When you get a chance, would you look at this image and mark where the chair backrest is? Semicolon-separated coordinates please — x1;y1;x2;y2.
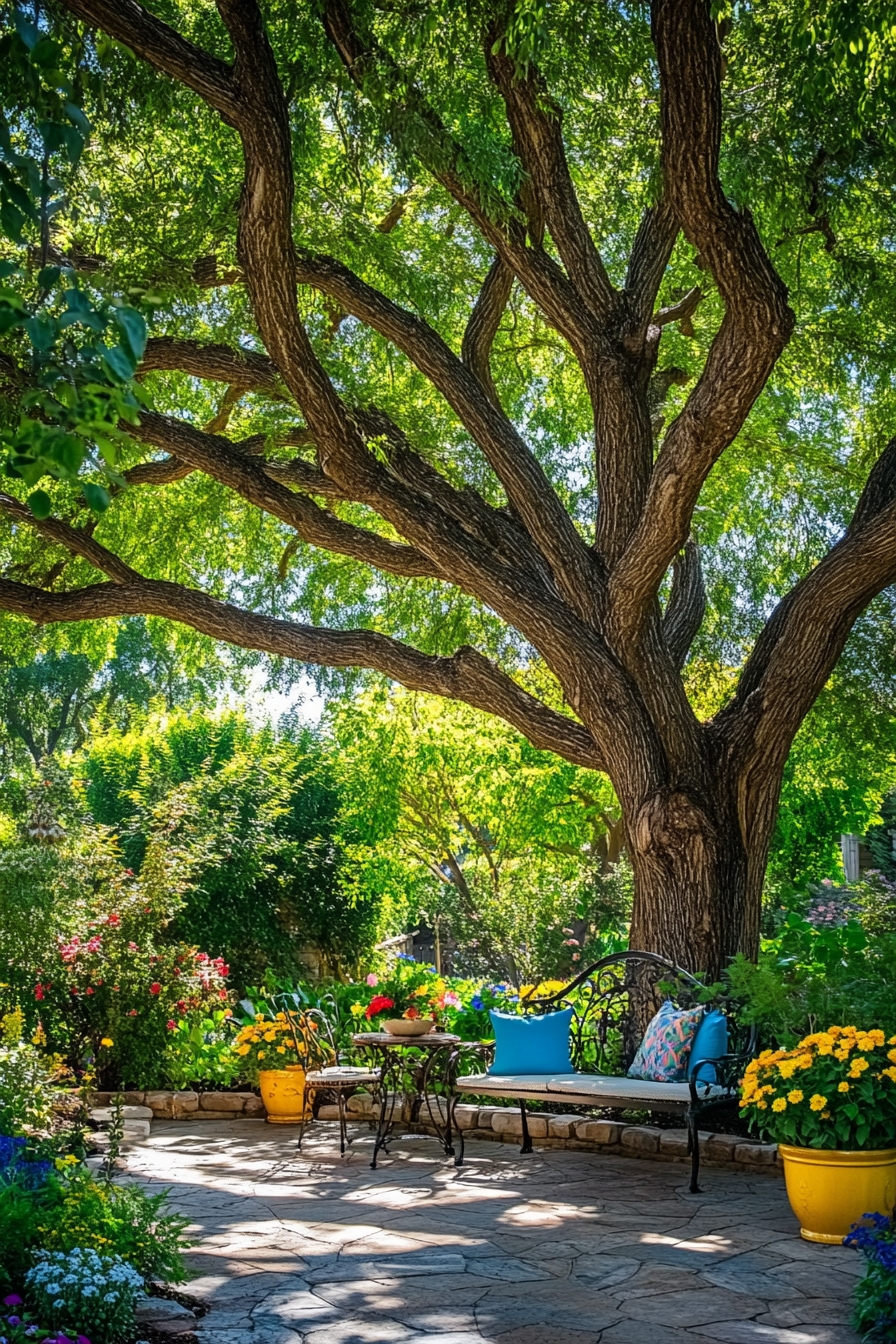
520;951;748;1074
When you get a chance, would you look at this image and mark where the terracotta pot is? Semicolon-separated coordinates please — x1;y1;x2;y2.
778;1143;896;1243
258;1065;310;1123
382;1018;435;1038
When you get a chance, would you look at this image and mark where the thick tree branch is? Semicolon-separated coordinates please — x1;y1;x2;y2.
485;39;616;320
608;0;795;637
292;250;602;618
0;494;140;584
130;412;441;580
662;539;706;671
718;438;896;770
461;257;514;409
625;195;679;334
60;0;240;124
318;0;602;362
140;337;285;396
0;575;603;770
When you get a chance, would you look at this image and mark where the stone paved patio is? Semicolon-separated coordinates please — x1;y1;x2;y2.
123;1119;864;1344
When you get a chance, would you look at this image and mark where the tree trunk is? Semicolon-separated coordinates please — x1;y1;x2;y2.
624;777;769;981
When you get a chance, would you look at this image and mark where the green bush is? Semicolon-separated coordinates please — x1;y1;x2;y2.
727;911;896;1047
0;1161;190;1294
162;1010;240;1090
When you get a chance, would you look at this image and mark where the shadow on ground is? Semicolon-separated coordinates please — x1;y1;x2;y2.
122;1119;863;1344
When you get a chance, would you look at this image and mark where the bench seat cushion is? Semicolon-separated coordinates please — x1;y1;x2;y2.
455;1072;726;1106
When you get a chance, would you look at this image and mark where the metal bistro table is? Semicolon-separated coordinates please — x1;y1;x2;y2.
351;1031;463;1169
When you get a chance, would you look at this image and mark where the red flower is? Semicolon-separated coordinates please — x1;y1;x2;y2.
86;987;94;995
128;1009;138;1016
149;982;161;995
166;1019;176;1030
34;985;44;1001
365;995;395;1020
107;913;121;927
218;989;228;1000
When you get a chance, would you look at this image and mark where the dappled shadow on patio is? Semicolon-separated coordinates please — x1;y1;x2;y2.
122;1120;863;1344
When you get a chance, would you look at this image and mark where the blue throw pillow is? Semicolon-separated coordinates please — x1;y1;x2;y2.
688;1009;729;1082
488;1008;573;1076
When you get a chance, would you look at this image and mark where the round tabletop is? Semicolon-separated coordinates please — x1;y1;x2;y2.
352;1032;461;1047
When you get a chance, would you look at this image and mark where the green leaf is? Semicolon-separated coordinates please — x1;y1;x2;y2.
37;266;61;289
102;343;137;381
112;306;147;360
83;483;111;513
27;490;53;519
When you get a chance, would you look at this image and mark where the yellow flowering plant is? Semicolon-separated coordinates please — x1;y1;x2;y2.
740;1025;896;1149
233;1010;332;1083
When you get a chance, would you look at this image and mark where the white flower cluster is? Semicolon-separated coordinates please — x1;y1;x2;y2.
25;1248;144;1344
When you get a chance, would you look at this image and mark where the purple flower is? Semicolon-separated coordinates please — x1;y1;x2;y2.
7;1318;20;1328
2;1299;22;1310
76;1335;91;1344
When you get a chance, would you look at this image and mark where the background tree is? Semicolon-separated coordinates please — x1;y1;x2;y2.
1;0;896;973
81;709;374;986
330;687;628;983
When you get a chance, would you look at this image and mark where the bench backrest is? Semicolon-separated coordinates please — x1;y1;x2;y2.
519;950;750;1074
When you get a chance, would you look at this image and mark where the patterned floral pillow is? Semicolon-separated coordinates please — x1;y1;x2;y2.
627;1000;704;1082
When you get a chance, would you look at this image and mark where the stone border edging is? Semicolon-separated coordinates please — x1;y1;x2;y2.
88;1088;779;1174
89;1089;265;1119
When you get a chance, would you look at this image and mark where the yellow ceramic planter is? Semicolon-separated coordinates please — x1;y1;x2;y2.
779;1144;896;1243
258;1065;310;1123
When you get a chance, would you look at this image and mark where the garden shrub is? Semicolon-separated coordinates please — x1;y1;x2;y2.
0;1151;190;1293
34;1168;190;1282
0;798;231;1088
0;1010;66;1135
161;1009;240;1090
727;910;896;1047
25;1249;143;1344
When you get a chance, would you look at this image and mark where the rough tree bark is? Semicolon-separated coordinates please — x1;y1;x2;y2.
2;0;896;978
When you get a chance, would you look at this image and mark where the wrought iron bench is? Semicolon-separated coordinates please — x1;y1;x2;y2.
450;950;755;1192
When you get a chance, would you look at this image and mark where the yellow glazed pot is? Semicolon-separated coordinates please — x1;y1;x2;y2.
257;1065;310;1123
778;1144;896;1243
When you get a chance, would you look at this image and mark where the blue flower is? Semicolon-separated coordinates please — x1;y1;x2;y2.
471;996;484;1011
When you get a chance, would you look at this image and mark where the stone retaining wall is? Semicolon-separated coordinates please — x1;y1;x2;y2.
88;1088;780;1175
89;1090;265;1120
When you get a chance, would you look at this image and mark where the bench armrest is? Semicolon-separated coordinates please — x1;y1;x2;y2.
688;1048;752;1101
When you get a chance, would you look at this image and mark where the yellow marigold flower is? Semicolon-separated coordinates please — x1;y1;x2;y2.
256;1013;265;1021
756;1099;767;1109
883;1067;896;1083
263;1032;276;1042
236;1045;250;1055
276;1046;286;1054
838;1081;850;1092
817;1043;833;1056
888;1034;896;1046
772;1098;787;1112
868;1030;885;1046
778;1060;799;1080
809;1094;827;1111
849;1057;870;1078
276;1012;287;1020
828;1026;842;1039
258;1050;265;1059
787;1090;804;1104
887;1049;896;1065
856;1036;876;1052
796;1055;813;1070
834;1048;850;1061
100;1037;114;1047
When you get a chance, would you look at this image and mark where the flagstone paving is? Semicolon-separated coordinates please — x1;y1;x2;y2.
122;1119;863;1344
